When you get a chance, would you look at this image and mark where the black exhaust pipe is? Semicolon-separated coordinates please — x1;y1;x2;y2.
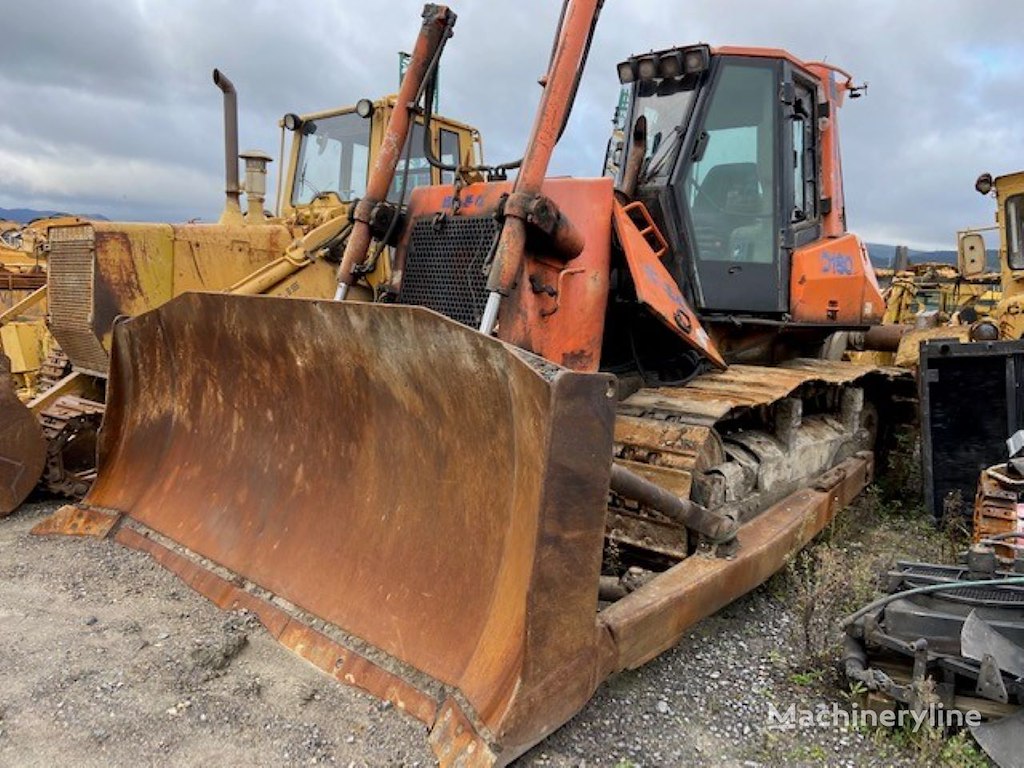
213;69;241;215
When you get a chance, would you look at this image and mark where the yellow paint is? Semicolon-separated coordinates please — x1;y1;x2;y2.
5;97;484;389
987;171;1024;339
0;321;45;373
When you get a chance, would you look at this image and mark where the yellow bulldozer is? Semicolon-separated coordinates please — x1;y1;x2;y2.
1;214;96;400
962;169;1024;339
42;2;915;764
0;69;482;514
846;259;1002;368
0;218;48;309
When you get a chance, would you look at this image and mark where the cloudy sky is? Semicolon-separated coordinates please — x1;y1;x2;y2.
1;1;1021;249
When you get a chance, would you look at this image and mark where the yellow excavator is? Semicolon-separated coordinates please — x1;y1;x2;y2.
43;3;911;764
0;69;482;514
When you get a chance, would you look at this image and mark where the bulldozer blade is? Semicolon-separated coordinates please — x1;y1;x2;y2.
972;708;1024;768
0;367;46;515
47;292;619;765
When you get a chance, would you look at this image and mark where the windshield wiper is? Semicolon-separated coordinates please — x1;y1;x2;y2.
297;161;322;199
641;125;684;184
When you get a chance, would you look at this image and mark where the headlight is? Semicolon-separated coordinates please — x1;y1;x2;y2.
637;56;659;81
683;46;710;74
356;98;374;119
659;52;684;79
617;59;637;84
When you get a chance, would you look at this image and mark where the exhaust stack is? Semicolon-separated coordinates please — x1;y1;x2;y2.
213;68;242;224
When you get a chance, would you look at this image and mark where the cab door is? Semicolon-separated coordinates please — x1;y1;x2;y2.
679;58;786;314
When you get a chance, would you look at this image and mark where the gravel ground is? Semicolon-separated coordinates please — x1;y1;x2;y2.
0;498;977;767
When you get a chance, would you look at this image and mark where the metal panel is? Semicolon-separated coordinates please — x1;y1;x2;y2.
47;224;109;374
919;339;1024;521
398;214;497;327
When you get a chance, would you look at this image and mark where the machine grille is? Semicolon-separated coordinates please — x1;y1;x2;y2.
398;214;498;328
48;225;109;375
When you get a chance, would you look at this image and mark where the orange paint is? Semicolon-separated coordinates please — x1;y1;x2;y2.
612;201;725;369
790;233;883;325
403;177;613;371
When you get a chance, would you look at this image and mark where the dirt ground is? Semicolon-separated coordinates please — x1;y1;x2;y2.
0;497;986;767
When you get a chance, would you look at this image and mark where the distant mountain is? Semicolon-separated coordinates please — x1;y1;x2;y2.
865;242;996;271
0;207;109;224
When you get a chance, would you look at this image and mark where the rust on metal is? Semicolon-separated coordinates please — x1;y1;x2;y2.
860;323;909;352
598;452;873;674
620;358;899;425
487;0;603;299
337;4;457;290
111;523;442;726
428;698;498;767
973;465;1024;560
612;200;726;369
58;292;616;764
40;289;883;764
30;503;119;537
0;369;46;515
615;114;646;201
38;394;105;498
0;268;46;293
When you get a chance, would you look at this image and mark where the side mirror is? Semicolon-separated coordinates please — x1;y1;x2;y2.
958;232;987;278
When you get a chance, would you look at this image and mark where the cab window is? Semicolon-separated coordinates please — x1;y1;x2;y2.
440;128;460;185
389;123;432;204
790;84;817;224
684;63;777;264
1008;194;1024;269
292;112;370;205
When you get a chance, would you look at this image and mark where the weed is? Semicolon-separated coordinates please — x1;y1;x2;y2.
787;543;880;665
877;427;924;509
938;730;990;768
789;669;825;687
785;743;828;763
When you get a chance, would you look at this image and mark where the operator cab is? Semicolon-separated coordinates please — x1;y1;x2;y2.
615;45;828;318
279;99;484;220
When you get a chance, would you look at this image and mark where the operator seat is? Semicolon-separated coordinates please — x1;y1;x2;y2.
691;162;762;261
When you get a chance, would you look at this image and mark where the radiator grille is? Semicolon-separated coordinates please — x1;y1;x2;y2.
398;215;498;328
48;225;109;374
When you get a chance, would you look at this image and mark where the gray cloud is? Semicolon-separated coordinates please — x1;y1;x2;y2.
1;1;1021;248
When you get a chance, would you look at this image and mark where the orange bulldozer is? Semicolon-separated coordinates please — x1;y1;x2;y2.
42;2;907;764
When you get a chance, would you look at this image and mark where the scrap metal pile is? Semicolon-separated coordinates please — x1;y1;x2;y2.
843;434;1024;767
843;557;1024;767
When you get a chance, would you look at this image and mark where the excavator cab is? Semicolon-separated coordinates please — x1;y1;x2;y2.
615;46;882;331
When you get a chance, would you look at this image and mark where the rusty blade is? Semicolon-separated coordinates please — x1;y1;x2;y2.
0;369;46;515
76;293;616;764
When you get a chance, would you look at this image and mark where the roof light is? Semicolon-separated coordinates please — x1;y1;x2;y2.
683;47;710;74
659;51;684;79
617;59;637;84
637;56;659;81
283;113;303;131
